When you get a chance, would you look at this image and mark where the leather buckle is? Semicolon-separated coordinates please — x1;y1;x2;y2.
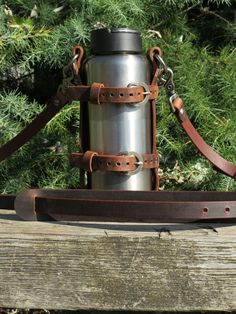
118;151;143;175
127;82;150;106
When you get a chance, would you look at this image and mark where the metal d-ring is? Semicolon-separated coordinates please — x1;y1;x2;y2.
118;151;144;176
127;82;150;106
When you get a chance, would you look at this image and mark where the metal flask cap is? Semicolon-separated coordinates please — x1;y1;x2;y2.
90;27;142;54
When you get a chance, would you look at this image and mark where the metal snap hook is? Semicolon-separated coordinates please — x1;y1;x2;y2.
154;54;168;76
127;82;150;106
118;151;143;176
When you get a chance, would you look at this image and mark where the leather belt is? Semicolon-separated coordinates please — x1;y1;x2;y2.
70;152;159;172
65;84;158;104
1;189;236;222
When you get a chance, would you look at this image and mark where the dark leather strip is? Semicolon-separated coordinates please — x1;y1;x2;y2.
147;47;162;85
0;92;69;163
147;47;162;190
0;194;16;210
65;84;158;104
70;152;159;172
13;188;236;222
35;197;235;222
151;74;159;190
173;97;236;180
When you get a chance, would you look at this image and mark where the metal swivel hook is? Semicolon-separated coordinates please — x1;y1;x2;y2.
62;54;80;83
153;54;167;75
58;52;82;94
154;54;179;112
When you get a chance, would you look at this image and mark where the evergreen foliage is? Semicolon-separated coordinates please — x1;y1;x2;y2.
0;0;235;192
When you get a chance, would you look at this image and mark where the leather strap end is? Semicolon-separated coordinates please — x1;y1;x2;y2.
172;97;187;122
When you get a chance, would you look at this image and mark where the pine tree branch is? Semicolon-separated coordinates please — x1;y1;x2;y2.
200;5;233;25
0;71;34;82
183;3;199;13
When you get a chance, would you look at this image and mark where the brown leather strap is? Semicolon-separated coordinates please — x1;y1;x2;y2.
0;92;69;163
11;188;236;222
148;47;162;85
65;84;158;104
147;47;162;190
173;97;236;180
70;152;159;172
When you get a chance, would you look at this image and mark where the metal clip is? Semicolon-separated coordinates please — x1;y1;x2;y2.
154;55;178;112
57;53;81;94
63;54;79;85
162;68;179;112
153;54;168;77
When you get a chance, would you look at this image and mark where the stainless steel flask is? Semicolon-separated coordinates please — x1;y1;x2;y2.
85;27;152;190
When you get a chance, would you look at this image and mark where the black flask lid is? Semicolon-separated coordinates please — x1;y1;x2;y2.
91;27;142;54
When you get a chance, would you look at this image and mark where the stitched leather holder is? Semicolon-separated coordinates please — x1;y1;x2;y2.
65;84;158;104
70;152;159;172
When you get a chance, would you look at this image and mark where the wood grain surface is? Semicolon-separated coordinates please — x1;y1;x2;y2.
0;210;235;311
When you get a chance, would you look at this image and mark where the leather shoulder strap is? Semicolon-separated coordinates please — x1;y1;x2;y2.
0;44;84;163
0;92;69;163
172;97;236;180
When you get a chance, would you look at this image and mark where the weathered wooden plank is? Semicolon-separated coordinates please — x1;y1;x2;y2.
0;210;236;311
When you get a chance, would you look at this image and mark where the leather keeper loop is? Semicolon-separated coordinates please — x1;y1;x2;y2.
90;82;104;105
82;150;98;172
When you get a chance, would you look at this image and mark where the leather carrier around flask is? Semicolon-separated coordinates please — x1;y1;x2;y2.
0;27;236;222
